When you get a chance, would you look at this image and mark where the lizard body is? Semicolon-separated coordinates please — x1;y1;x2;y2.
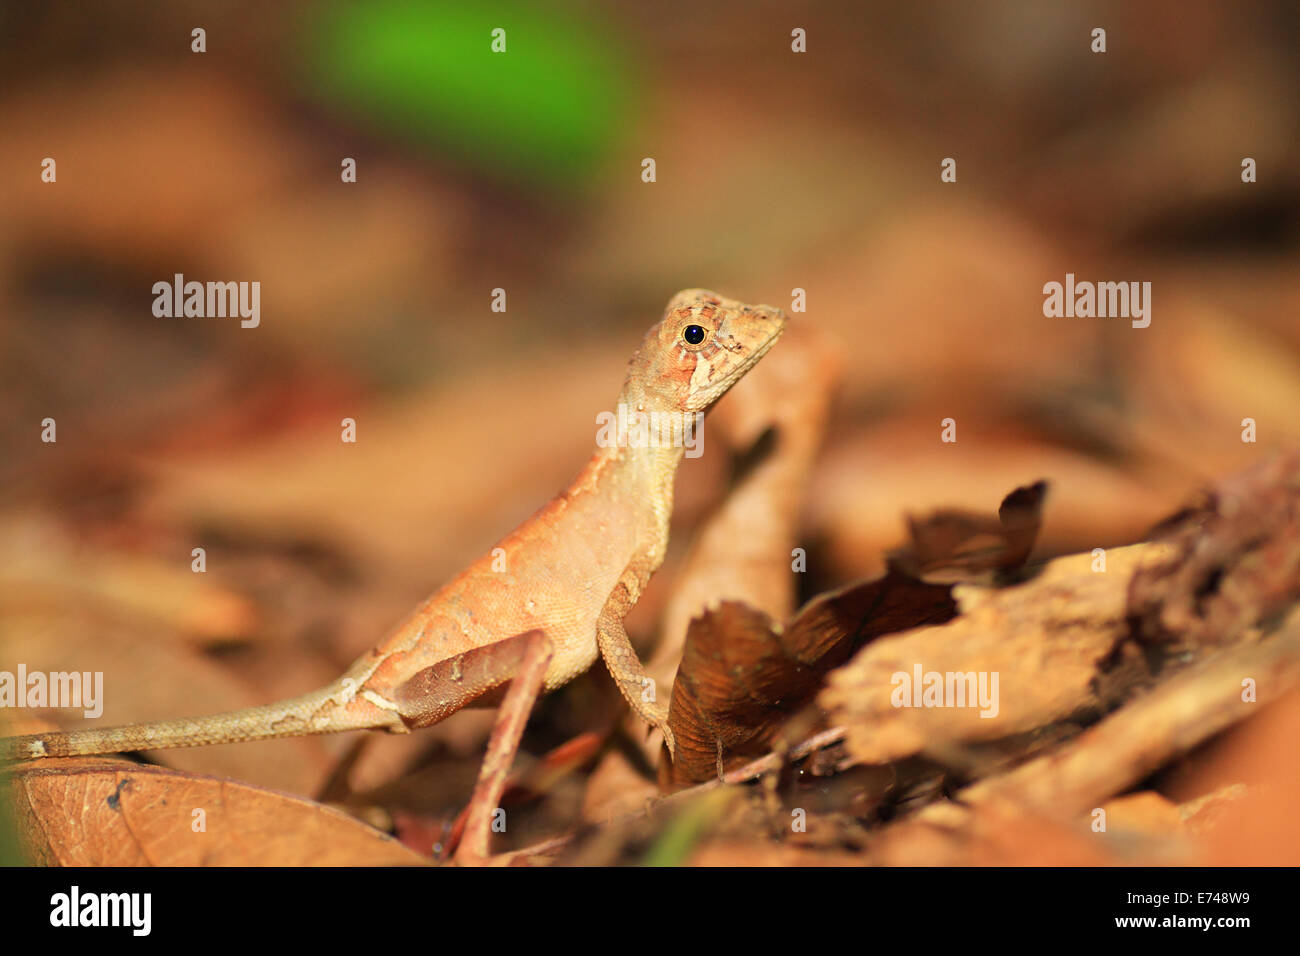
1;290;786;858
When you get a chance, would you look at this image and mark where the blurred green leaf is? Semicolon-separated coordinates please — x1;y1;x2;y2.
640;787;740;867
302;0;633;186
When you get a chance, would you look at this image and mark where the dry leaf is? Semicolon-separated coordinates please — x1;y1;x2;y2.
6;760;428;866
667;569;956;785
888;480;1048;584
0;607;333;794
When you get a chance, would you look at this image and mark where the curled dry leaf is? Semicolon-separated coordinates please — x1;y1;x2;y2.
888;480;1049;584
5;760;427;866
667;482;1047;785
666;569;956;786
812;429;1171;581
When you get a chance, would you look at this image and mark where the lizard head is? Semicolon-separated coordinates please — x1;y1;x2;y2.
626;289;787;413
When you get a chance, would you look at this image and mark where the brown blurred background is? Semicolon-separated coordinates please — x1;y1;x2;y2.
1;1;1298;803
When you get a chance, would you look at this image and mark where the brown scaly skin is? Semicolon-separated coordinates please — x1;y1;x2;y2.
1;291;786;780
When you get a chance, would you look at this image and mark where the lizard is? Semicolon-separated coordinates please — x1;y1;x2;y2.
649;321;842;694
0;289;787;863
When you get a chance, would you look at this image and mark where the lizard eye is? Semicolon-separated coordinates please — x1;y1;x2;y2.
682;324;706;345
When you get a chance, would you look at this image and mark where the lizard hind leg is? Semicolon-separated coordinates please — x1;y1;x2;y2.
446;628;553;866
389;628;556;865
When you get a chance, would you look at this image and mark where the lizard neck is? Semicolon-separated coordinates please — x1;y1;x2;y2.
607;382;693;500
574;384;697;571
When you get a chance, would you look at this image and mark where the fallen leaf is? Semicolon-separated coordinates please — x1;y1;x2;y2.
667;568;956;785
0;606;333;794
888;480;1049;583
5;760;427;866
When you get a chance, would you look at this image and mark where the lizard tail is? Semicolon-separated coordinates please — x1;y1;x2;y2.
0;682;388;762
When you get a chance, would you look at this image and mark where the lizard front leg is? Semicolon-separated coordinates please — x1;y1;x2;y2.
597;583;676;759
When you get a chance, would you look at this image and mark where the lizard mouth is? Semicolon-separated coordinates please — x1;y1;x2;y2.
753;322;785;359
735;320;785;374
686;307;787;411
702;321;786;408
